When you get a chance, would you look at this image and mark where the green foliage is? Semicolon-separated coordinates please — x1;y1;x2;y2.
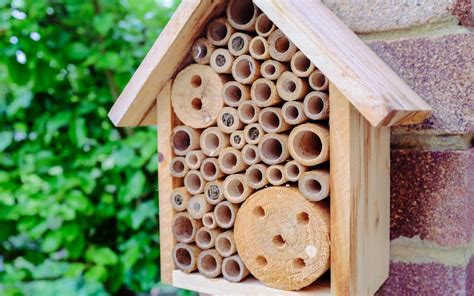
0;0;180;294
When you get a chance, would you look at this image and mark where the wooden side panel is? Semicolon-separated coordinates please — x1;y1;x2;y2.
329;83;390;295
254;0;431;127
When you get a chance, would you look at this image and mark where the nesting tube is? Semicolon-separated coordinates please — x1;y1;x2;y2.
309;70;329;91
214;201;239;229
284;160;309;182
187;194;213;219
170;157;188;178
173;243;200;273
170;187;192;212
241;144;260;166
218;147;248;175
230;130;246;150
268;29;298;62
216;230;237;257
222;255;250;282
298;170;330;201
261;60;288;80
288;123;329;166
228;32;252;56
258;133;290;165
184;170;205;195
185;150;205;170
303;91;330;120
258;107;291;134
204;180;225;205
202;212;218;229
266;165;287;186
200;158;225;182
276;71;309;101
282;101;309;125
192;38;215;65
172;212;202;243
226;0;258;31
245;164;269;189
200;127;229;157
232;55;261;85
243;123;265;145
290;51;316;78
223;174;254;203
207;17;235;46
196;227;222;250
223;81;250;107
250;78;281;107
210;48;235;74
171;126;201;156
217;107;244;134
255;14;276;37
249;36;271;60
197;249;223;278
237;100;260;124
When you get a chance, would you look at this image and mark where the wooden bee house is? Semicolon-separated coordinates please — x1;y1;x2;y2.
108;0;431;295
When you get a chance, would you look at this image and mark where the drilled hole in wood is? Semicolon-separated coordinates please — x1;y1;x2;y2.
256;255;268;267
191;98;203;110
296;212;309;225
293;258;306;269
253;206;265;218
275;37;290;53
191;75;202;87
272;234;286;247
173;130;190;152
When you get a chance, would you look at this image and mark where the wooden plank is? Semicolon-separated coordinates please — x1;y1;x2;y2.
254;0;431;127
109;0;226;127
329;82;390;295
172;271;331;295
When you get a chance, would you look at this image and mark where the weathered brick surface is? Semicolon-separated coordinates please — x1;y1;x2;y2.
368;33;474;134
390;148;474;246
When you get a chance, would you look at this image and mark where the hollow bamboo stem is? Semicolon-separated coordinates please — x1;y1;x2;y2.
237;100;260;124
230;130;246;150
217;107;244;134
258;133;290;165
207;17;235;46
288;123;329;166
171;125;201;156
261;60;288;80
192;38;215;65
170;157;189;178
222;81;250;107
241;144;260;166
290;51;316;78
184;170;206;195
276;71;309;101
200;127;229;157
218;147;248;175
216;230;237;257
173;243;200;273
243;123;265;145
172;212;202;243
197;249;223;278
249;36;271;60
245;164;269;189
255;14;276;37
228;32;252;56
170;187;192;212
258;107;291;134
185;150;205;170
232;55;261;85
222;255;250;282
210;48;235;74
214;201;239;229
250;78;281;107
187;194;213;220
204;180;225;205
303;91;330;120
196;227;223;250
266;165;288;186
202;212;218;229
268;29;298;62
200;158;225;182
298;170;330;201
308;70;329;91
282;101;309;125
284;160;309;182
226;0;258;31
223;174;254;203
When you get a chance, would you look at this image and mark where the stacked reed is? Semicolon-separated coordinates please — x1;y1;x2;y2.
169;0;330;291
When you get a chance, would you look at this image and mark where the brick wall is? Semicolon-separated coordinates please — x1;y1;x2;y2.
324;1;473;294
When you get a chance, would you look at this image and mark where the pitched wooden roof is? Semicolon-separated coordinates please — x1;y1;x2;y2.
108;0;431;127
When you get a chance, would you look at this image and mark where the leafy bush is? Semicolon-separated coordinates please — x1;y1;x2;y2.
0;0;180;294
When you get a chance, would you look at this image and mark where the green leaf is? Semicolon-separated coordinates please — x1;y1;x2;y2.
85;246;118;266
65;42;90;61
85;265;108;282
93;13;115;36
0;131;13;152
41;231;63;253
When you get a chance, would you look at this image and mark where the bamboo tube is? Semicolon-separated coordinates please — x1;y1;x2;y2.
200;158;225;182
243;123;265;145
192;38;215;65
171;125;201;156
217;107;244;134
202;212;218;229
218;147;248;175
197;249;223;278
226;0;258;31
250;78;281;107
210;48;234;74
288;123;329;166
170;187;192;212
308;70;329;91
276;71;309;101
290;51;316;78
204;180;225;205
223;81;250;107
258;133;290;165
299;170;330;202
200;127;229;157
172;243;200;273
222;255;250;283
237;100;260;124
170;157;188;178
268;29;298;62
223;174;254;203
284;160;309;182
245;164;269;189
187;194;213;219
230;130;246;150
216;230;237;257
241;144;260;166
172;212;202;243
214;201;239;229
255;14;276;37
303;91;329;120
185;150;205;170
228;32;252;56
184;170;205;195
261;60;288;80
249;36;271;60
282;101;309;125
266;165;287;186
258;107;291;134
196;227;222;250
232;55;261;85
207;17;235;46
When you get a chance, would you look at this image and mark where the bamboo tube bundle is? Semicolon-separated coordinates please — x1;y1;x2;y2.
309;70;329;91
218;147;248;175
170;157;188;178
245;164;269;189
228;32;252;56
303;91;330;120
298;170;330;202
222;255;250;283
250;78;281;107
230;130;246;150
185;150;205;170
255;14;276;37
222;81;250;107
249;36;271;60
204;180;225;205
217;107;244;134
173;243;200;273
192;38;215;65
226;0;258;32
202;212;218;229
196;227;222;250
216;230;237;257
258;107;291;133
200;127;229;157
284;160;309;182
288;123;329;166
266;165;287;186
243;123;265;145
187;194;213;219
171;125;201;156
232;55;261;85
170;187;192;212
261;60;288;80
276;71;309;101
197;249;223;278
207;17;235;46
184;170;205;195
258;133;290;165
282;101;309;125
237;100;260;124
268;29;298;62
214;201;239;229
223;174;254;203
210;48;235;74
201;158;225;182
290;51;316;78
241;144;260;166
172;212;202;243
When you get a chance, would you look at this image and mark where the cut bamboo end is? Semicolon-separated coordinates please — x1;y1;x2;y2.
276;71;309;101
308;70;329;91
261;60;288;80
250;78;281;107
197;249;223;278
241;144;260;166
172;212;202;243
216;230;237;257
202;212;218;229
222;255;250;283
266;165;287;186
192;38;215;65
196;227;222;250
185;150;205;170
258;107;291;134
187;194;213;220
288;123;329;166
171;125;201;156
228;32;252;56
245;164;269;189
201;158;225;182
226;0;258;31
217;107;244;134
173;243;200;273
223;174;254;203
232;55;261;85
210;48;235;74
218;147;247;175
255;13;276;37
237;100;260;124
230;130;246;150
258;133;290;165
284;160;309;182
214;201;239;229
204;180;225;205
184;170;205;195
268;29;298;62
207;17;235;46
303;91;330;120
290;51;316;78
170;157;189;178
243;123;265;145
170;187;192;212
249;36;271;60
298;170;330;202
282;101;309;125
200;127;229;157
223;81;250;107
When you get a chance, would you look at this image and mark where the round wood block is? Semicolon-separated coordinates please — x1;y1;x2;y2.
234;187;330;291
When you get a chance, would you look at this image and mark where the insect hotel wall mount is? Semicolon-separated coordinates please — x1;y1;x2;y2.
108;0;431;295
